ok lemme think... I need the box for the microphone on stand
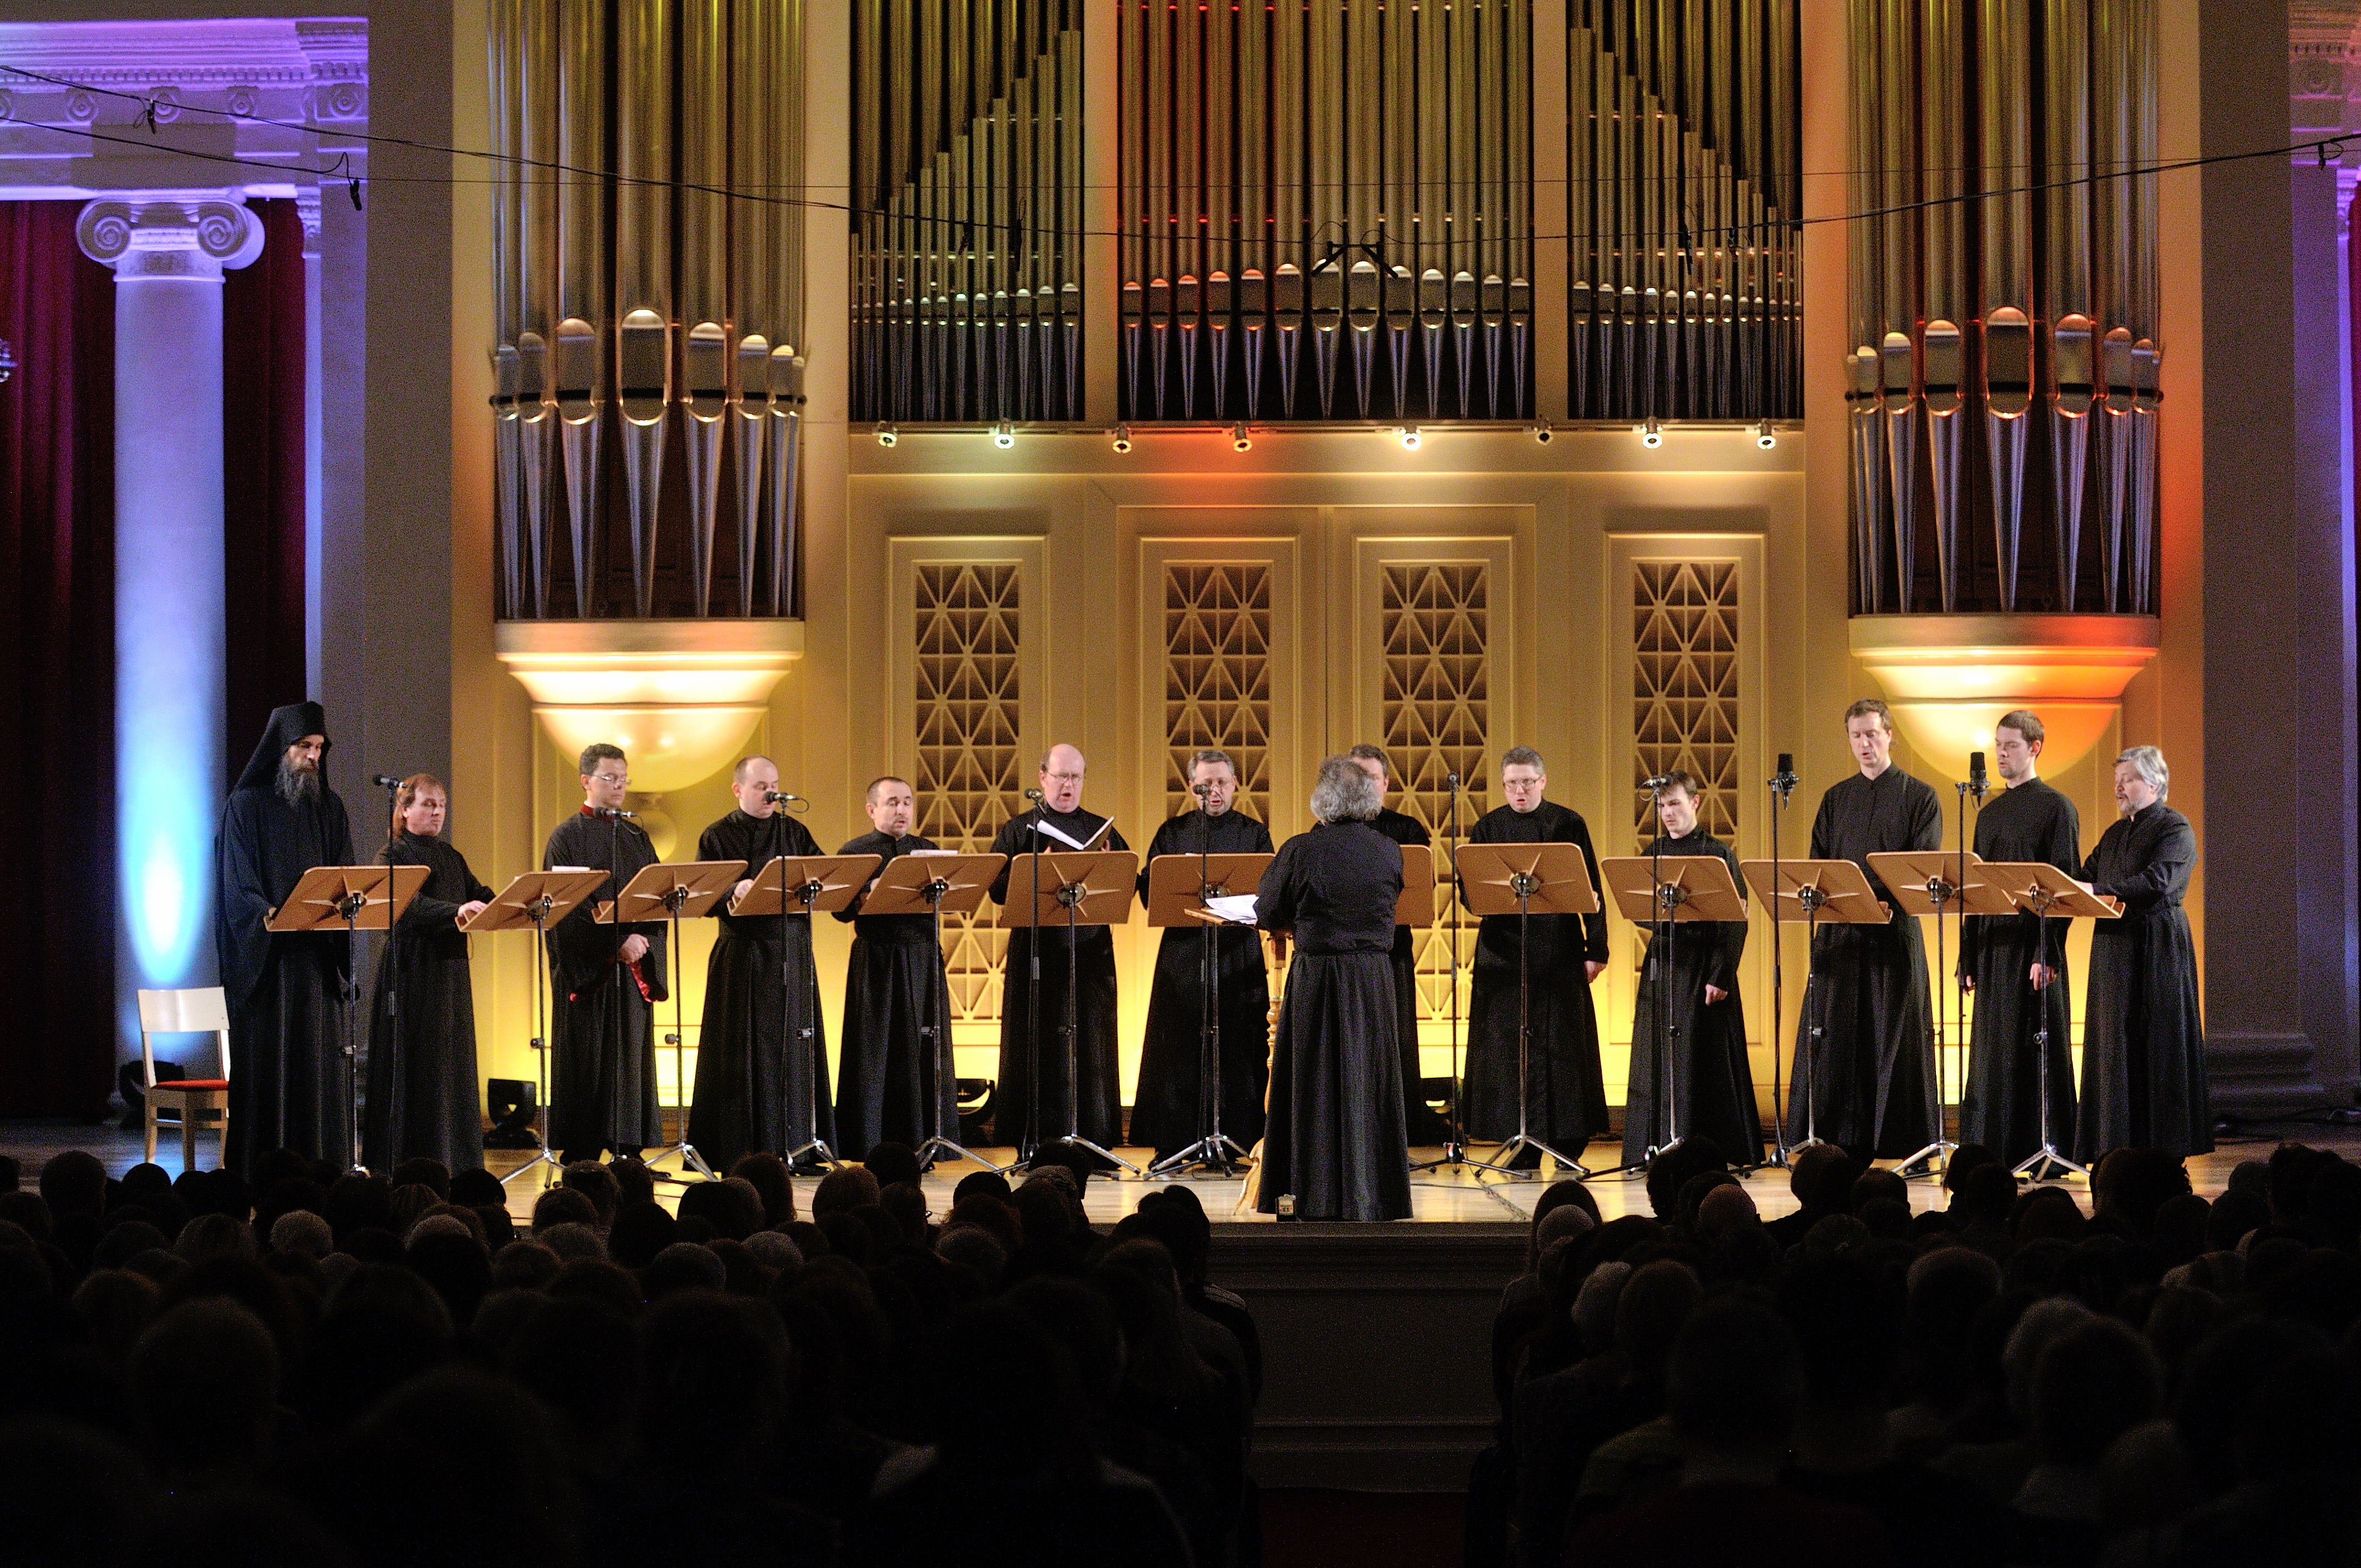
[1967,750,1989,800]
[596,807,640,820]
[1191,780,1212,798]
[1640,773,1675,791]
[1446,772,1460,790]
[371,774,405,788]
[1023,787,1046,802]
[1770,752,1798,799]
[764,790,809,810]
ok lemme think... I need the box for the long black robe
[543,809,668,1159]
[1256,821,1411,1221]
[1622,829,1760,1165]
[1370,805,1451,1143]
[1461,801,1611,1156]
[1129,808,1276,1157]
[1785,766,1944,1158]
[2076,801,2211,1161]
[688,809,825,1166]
[215,701,357,1175]
[365,832,493,1173]
[833,829,958,1159]
[989,805,1131,1151]
[1958,778,2081,1166]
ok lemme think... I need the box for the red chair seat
[154,1079,230,1092]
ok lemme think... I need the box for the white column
[79,197,265,1046]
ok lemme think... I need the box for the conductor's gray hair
[1310,755,1384,824]
[2115,745,2170,800]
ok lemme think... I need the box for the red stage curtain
[0,203,117,1118]
[0,198,308,1117]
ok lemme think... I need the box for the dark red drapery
[0,198,308,1118]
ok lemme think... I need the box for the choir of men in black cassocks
[542,744,666,1164]
[1788,699,1943,1161]
[689,755,828,1169]
[834,775,958,1160]
[1959,711,2081,1167]
[215,702,356,1175]
[1129,749,1275,1161]
[1461,747,1611,1164]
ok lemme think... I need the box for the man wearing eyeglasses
[988,743,1130,1160]
[542,742,666,1164]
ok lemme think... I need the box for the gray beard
[275,760,320,808]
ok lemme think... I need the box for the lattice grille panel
[1381,562,1492,1020]
[1163,563,1274,826]
[913,562,1024,1022]
[1631,559,1740,843]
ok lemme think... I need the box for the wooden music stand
[467,870,612,1188]
[1146,852,1275,1177]
[1979,862,2121,1183]
[1737,857,1890,1151]
[597,859,745,1180]
[1395,842,1437,929]
[1000,850,1140,1173]
[266,863,430,1174]
[855,851,1007,1172]
[1455,841,1601,1178]
[716,853,877,1171]
[1869,850,2015,1177]
[1598,854,1747,1166]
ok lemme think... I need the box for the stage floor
[9,1118,2353,1229]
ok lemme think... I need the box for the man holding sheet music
[988,744,1131,1156]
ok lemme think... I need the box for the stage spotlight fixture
[1639,416,1663,448]
[1111,423,1133,453]
[1756,419,1777,449]
[1399,423,1421,450]
[992,421,1016,448]
[1232,422,1253,452]
[1532,423,1553,444]
[876,423,897,448]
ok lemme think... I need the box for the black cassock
[1129,808,1275,1157]
[688,809,827,1167]
[365,832,493,1174]
[833,829,958,1159]
[1461,802,1611,1156]
[989,805,1130,1151]
[1370,805,1451,1144]
[2076,801,2211,1162]
[215,701,356,1175]
[1623,829,1760,1166]
[543,809,668,1159]
[1787,766,1943,1158]
[1256,821,1411,1221]
[1958,778,2081,1166]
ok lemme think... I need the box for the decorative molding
[77,197,265,277]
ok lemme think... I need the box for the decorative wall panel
[1631,558,1739,842]
[1163,563,1275,825]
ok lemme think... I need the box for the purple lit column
[78,198,265,1042]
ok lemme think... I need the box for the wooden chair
[137,987,232,1170]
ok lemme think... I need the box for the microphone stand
[1022,792,1046,1166]
[371,774,405,1173]
[1644,781,1685,1166]
[1153,783,1251,1177]
[1754,759,1799,1170]
[1415,772,1503,1174]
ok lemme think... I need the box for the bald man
[988,744,1131,1158]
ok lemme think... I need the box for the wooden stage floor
[10,1118,2355,1229]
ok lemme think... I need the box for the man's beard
[276,759,321,808]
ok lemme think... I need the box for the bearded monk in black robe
[366,774,494,1174]
[689,755,827,1167]
[2076,747,2211,1162]
[542,743,666,1162]
[1786,701,1943,1159]
[834,775,959,1159]
[1461,748,1611,1164]
[1351,746,1452,1144]
[1623,774,1760,1166]
[215,701,355,1174]
[1959,712,2082,1167]
[989,744,1130,1156]
[1130,750,1275,1159]
[1258,757,1411,1221]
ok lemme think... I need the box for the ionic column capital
[77,198,266,279]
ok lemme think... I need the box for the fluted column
[78,197,265,1022]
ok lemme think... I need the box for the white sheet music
[1204,894,1259,926]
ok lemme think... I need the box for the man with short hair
[1462,746,1611,1164]
[1350,744,1450,1143]
[689,755,827,1168]
[1791,699,1943,1159]
[542,743,667,1164]
[1958,710,2081,1167]
[215,701,357,1174]
[835,775,959,1160]
[988,744,1131,1157]
[1130,749,1276,1159]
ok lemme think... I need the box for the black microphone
[1641,773,1675,791]
[764,790,802,804]
[372,773,405,788]
[1446,772,1460,790]
[1192,780,1212,797]
[1024,787,1046,802]
[597,807,639,820]
[1968,750,1989,798]
[1775,752,1794,781]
